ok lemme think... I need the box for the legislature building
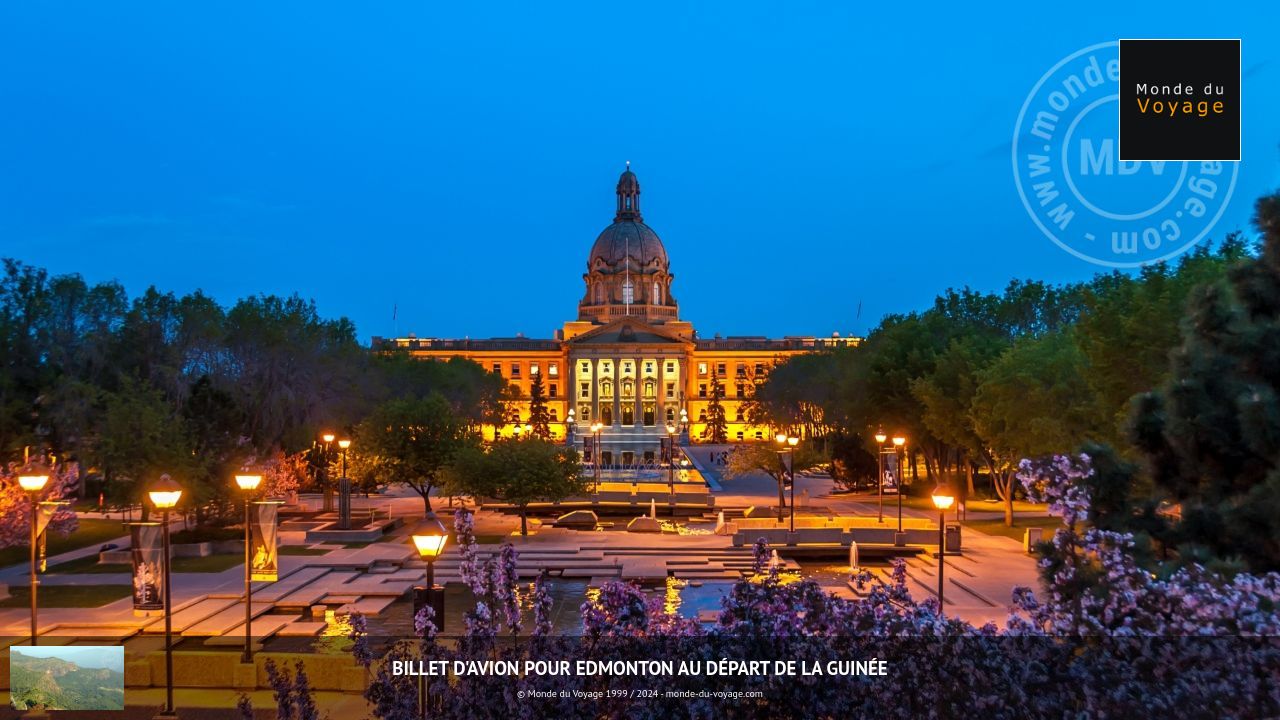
[371,166,857,463]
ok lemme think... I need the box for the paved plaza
[0,447,1042,651]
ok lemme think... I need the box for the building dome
[588,220,668,272]
[578,165,678,324]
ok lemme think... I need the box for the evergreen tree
[1130,191,1280,572]
[527,371,551,439]
[703,369,728,443]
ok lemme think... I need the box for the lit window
[697,362,708,376]
[549,362,559,377]
[531,362,540,375]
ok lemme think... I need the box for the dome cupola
[579,164,678,324]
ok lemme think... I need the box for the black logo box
[1119,39,1241,162]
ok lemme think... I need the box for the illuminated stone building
[371,167,858,463]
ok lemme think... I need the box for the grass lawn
[279,546,332,556]
[0,519,128,568]
[48,553,244,574]
[0,584,132,608]
[888,495,1045,515]
[962,517,1054,542]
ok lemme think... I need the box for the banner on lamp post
[249,501,283,582]
[35,501,68,572]
[129,522,164,612]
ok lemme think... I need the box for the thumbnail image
[9,646,125,711]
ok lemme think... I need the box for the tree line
[0,262,513,522]
[750,191,1280,573]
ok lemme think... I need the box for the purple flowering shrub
[356,455,1279,718]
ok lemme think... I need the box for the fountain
[715,510,725,532]
[650,498,657,519]
[849,541,860,573]
[768,549,782,571]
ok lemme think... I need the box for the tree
[527,371,551,439]
[354,395,477,515]
[1130,192,1280,572]
[703,369,728,443]
[91,376,194,517]
[970,331,1098,526]
[448,437,585,536]
[724,442,826,515]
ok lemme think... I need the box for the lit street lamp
[931,485,955,611]
[775,433,800,531]
[234,472,262,664]
[411,518,449,720]
[17,469,49,646]
[321,432,336,512]
[149,474,183,720]
[892,434,907,535]
[874,429,887,523]
[337,438,352,530]
[565,408,576,446]
[590,422,604,493]
[665,423,678,515]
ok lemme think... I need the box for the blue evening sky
[1,3,1277,342]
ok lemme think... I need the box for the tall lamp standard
[411,519,448,720]
[234,472,262,665]
[149,474,184,720]
[17,469,49,646]
[665,423,678,514]
[873,430,887,523]
[930,486,955,611]
[892,434,907,534]
[565,408,576,446]
[321,432,336,512]
[337,439,352,529]
[775,433,800,532]
[590,422,604,492]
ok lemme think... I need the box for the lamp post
[775,433,799,532]
[590,422,603,492]
[565,408,575,446]
[17,469,49,646]
[234,472,262,664]
[892,434,907,534]
[321,432,335,512]
[411,519,448,720]
[337,439,352,530]
[874,430,887,523]
[679,407,688,445]
[665,423,678,515]
[931,486,955,611]
[149,474,183,720]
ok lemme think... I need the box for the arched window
[653,281,661,304]
[621,379,634,397]
[643,380,656,398]
[594,282,603,303]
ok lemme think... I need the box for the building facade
[371,167,858,463]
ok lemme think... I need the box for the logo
[1012,41,1238,268]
